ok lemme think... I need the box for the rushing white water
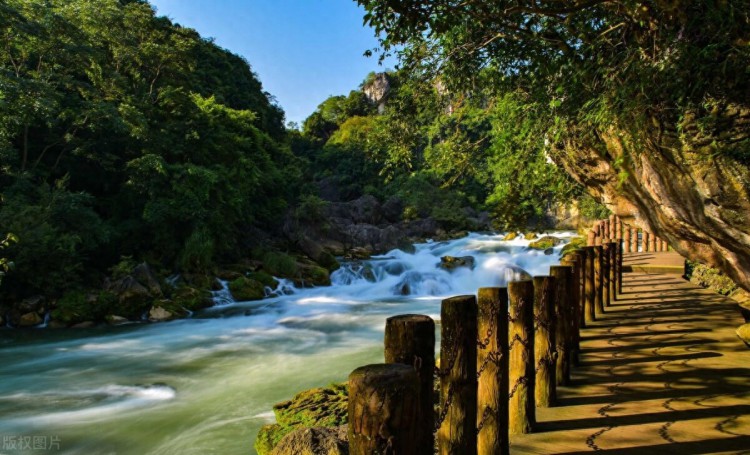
[0,232,572,454]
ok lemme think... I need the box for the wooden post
[614,216,622,242]
[602,243,611,308]
[384,314,435,455]
[587,229,596,246]
[662,238,668,252]
[593,245,604,317]
[649,234,657,252]
[438,295,478,455]
[533,276,556,407]
[623,226,631,253]
[617,240,624,295]
[630,227,638,252]
[349,363,420,455]
[643,231,650,252]
[477,288,509,455]
[561,254,581,366]
[582,246,596,323]
[550,266,572,384]
[609,215,616,239]
[577,249,587,329]
[607,242,617,302]
[508,280,535,434]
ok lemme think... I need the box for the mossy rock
[171,286,213,311]
[256,424,284,455]
[249,271,279,289]
[228,277,265,301]
[561,236,587,256]
[687,262,738,296]
[523,232,539,240]
[51,290,117,325]
[503,232,519,241]
[303,265,331,286]
[262,252,299,278]
[316,251,340,272]
[529,235,563,250]
[255,383,349,455]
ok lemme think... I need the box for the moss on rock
[685,261,739,296]
[503,232,519,241]
[561,236,587,256]
[228,277,266,301]
[254,383,349,455]
[529,235,563,250]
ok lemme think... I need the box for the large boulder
[736,323,750,348]
[18,295,45,314]
[148,306,176,322]
[271,426,348,455]
[131,262,162,297]
[18,312,43,327]
[552,104,750,291]
[107,276,153,318]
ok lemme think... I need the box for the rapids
[0,232,573,454]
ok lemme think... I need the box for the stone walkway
[511,255,750,454]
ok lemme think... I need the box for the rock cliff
[554,103,750,290]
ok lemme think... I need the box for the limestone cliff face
[363,73,390,113]
[554,103,750,290]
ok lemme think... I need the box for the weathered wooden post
[508,280,535,434]
[477,288,509,455]
[609,215,616,239]
[643,231,650,252]
[550,265,572,385]
[533,276,556,407]
[618,240,624,293]
[614,215,622,243]
[594,245,604,317]
[349,363,420,455]
[438,295,478,455]
[609,242,618,301]
[630,227,638,252]
[577,248,587,329]
[649,234,656,252]
[384,314,435,455]
[601,243,611,308]
[561,255,581,366]
[662,238,669,252]
[587,228,596,246]
[582,246,596,323]
[623,226,631,253]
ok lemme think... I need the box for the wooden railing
[344,221,638,455]
[588,215,670,253]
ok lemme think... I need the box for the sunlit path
[511,254,750,454]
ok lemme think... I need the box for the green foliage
[0,232,17,286]
[51,290,117,325]
[0,0,301,303]
[261,252,298,278]
[578,194,611,220]
[685,261,739,296]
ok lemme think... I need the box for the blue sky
[149,0,395,125]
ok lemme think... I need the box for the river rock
[107,276,153,317]
[529,235,564,250]
[255,383,349,455]
[106,315,130,326]
[271,426,348,455]
[504,232,519,241]
[228,277,265,301]
[524,232,538,240]
[439,255,476,271]
[18,295,45,314]
[736,323,750,347]
[148,306,174,322]
[381,196,403,223]
[132,262,162,297]
[18,312,42,327]
[71,321,95,328]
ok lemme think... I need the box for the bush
[262,252,298,278]
[51,290,117,325]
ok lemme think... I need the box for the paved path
[511,254,750,454]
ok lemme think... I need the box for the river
[0,232,572,454]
